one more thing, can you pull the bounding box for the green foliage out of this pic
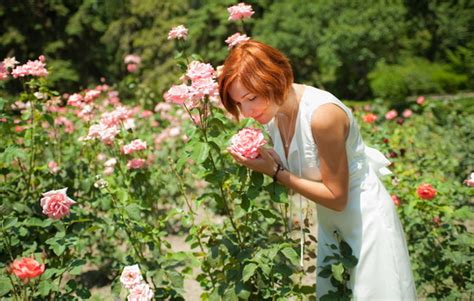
[369,57,469,101]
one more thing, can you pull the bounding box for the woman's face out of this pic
[228,80,279,124]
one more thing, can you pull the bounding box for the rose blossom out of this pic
[2,57,19,69]
[168,25,188,40]
[122,139,147,155]
[127,158,146,170]
[120,264,143,289]
[464,172,474,187]
[227,2,255,21]
[164,84,190,105]
[127,64,139,73]
[229,128,267,159]
[362,113,377,123]
[402,109,413,118]
[0,63,8,80]
[416,183,437,200]
[385,109,398,120]
[48,161,60,173]
[391,195,401,206]
[128,282,154,301]
[186,61,215,82]
[84,89,101,103]
[40,188,76,219]
[124,54,141,65]
[225,32,250,49]
[11,56,48,78]
[416,96,425,105]
[9,257,45,282]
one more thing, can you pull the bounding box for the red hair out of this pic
[218,40,294,120]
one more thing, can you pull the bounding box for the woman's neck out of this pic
[277,84,301,118]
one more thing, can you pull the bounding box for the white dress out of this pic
[265,86,417,300]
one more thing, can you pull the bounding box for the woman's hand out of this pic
[227,146,280,177]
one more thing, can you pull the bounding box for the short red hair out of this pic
[218,40,294,120]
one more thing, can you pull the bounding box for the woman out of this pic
[218,40,416,300]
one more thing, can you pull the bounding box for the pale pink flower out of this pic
[225,32,250,49]
[416,96,425,105]
[40,188,76,219]
[464,172,474,187]
[168,25,188,40]
[385,109,398,120]
[39,55,45,62]
[128,282,154,301]
[127,64,139,73]
[186,61,215,82]
[104,166,115,176]
[67,93,83,107]
[122,139,147,155]
[97,153,107,161]
[189,77,219,101]
[164,84,190,105]
[0,63,8,80]
[48,161,60,173]
[168,126,181,137]
[141,110,153,118]
[100,106,132,127]
[84,89,101,103]
[124,54,141,65]
[154,102,172,113]
[402,109,413,118]
[11,57,48,78]
[2,57,19,69]
[227,2,255,21]
[54,117,75,133]
[229,128,267,159]
[104,158,117,167]
[85,123,120,145]
[127,158,146,170]
[120,264,143,289]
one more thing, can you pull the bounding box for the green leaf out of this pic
[2,217,18,230]
[235,281,251,299]
[69,259,86,275]
[242,262,258,282]
[280,247,300,266]
[0,276,13,297]
[331,263,345,283]
[52,243,66,256]
[125,204,141,220]
[192,142,210,163]
[37,280,52,296]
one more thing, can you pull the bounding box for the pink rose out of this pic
[67,93,83,107]
[227,2,255,21]
[402,109,413,118]
[416,96,425,105]
[362,113,377,123]
[186,61,215,82]
[84,89,101,103]
[127,158,146,170]
[122,139,147,155]
[124,54,141,65]
[40,188,76,219]
[0,63,9,80]
[128,282,154,301]
[164,84,190,105]
[229,128,267,159]
[2,57,19,69]
[9,257,45,283]
[385,109,398,120]
[127,64,139,73]
[225,32,250,49]
[168,25,188,40]
[391,195,401,206]
[120,264,143,289]
[416,183,437,200]
[11,56,48,78]
[48,161,60,174]
[464,172,474,187]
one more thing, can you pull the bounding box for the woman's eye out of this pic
[249,96,257,101]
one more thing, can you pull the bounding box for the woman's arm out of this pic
[228,103,350,212]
